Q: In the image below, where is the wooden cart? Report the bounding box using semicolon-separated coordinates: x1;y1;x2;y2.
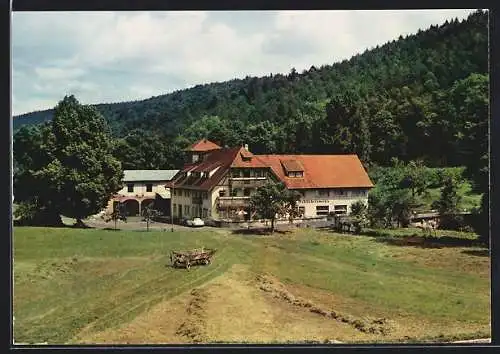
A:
170;248;216;269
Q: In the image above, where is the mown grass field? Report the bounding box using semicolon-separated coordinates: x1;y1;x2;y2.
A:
13;226;490;344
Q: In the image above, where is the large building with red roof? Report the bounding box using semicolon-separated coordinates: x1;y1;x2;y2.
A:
166;139;374;221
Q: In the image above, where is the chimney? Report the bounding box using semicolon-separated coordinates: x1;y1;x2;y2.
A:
244;144;249;151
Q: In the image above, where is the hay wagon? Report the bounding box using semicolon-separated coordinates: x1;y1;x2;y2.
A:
170;248;216;270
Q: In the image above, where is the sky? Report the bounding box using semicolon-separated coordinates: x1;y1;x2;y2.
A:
12;9;477;116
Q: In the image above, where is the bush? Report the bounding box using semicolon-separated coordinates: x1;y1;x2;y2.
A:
437;167;465;186
439;214;465;231
426;168;443;188
14;201;63;226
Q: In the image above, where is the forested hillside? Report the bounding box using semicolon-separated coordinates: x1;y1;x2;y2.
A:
13;10;488;172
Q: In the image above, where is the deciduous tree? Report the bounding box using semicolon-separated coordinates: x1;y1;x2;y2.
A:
13;95;124;226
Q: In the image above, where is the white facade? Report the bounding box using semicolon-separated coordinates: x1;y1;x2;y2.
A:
295;188;370;218
107;181;172;214
173;184;370;221
117;181;171;199
171;188;211;219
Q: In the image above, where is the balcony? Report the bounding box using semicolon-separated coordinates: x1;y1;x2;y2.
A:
230;178;268;188
192;196;203;204
230;176;267;181
217;196;251;209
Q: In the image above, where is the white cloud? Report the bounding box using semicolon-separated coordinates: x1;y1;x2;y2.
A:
34;67;86;81
12;9;477;116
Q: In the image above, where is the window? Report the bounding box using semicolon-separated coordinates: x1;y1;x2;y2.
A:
243;169;250;178
173;189;177;196
219;189;226;197
334;205;348;215
203;192;208;200
316;205;329;216
244;180;250;184
244;188;252;196
337;190;346;196
127;183;134;193
288;171;304;178
231;188;240;197
203;208;208;218
185;205;190;215
146;184;153;192
186;190;191;197
299;206;305;216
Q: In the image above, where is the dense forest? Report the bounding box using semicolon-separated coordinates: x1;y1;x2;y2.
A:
14;10;488;175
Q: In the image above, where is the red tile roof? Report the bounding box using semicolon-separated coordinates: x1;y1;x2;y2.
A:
257;154;374;189
231;147;269;168
167;147;373;192
185;139;222;152
166;147;241;191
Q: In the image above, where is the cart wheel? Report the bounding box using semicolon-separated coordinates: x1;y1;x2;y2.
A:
204;259;210;265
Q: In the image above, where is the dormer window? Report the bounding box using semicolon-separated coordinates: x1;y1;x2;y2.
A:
281;159;304;178
240;148;253;162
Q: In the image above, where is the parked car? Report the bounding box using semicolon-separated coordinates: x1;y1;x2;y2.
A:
186;217;205;227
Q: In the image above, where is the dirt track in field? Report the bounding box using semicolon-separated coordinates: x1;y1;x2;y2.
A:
74;264;372;344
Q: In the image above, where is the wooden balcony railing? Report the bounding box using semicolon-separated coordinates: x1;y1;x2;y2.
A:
217;196;251;208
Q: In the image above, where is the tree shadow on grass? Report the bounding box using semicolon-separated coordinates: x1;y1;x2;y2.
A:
371;234;485;249
231;227;293;236
461;249;490;257
317;226;487;249
13;219;99;230
70;222;94;229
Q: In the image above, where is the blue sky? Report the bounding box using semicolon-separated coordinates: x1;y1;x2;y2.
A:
12;9;477;116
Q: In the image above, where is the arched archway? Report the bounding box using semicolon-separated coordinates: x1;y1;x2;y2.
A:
123;199;140;216
140;199;155;215
141;199;155;214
